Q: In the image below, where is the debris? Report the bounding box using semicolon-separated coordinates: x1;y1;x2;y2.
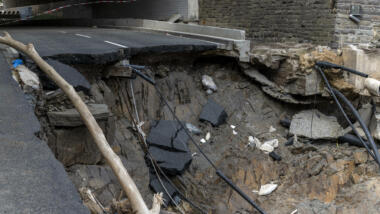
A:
149;173;178;207
230;125;236;129
364;78;380;96
258;183;278;196
253;137;262;148
47;104;110;127
290;110;344;140
264;139;279;148
285;136;294;146
199;99;228;126
192;152;198;157
259;143;274;154
200;138;206;144
13;64;40;92
290;209;298;214
185;123;202;135
232;130;238;135
147;120;190;152
269;126;276;133
148;146;192;175
280;118;291;128
205;132;211;141
12;59;23;68
201;75;217;92
269;151;282;161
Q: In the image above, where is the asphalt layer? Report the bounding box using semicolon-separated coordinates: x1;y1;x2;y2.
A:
1;27;217;64
0;55;89;213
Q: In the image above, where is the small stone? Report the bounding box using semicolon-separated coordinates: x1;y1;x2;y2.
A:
353;151;368;164
258;183;278;196
205;132;211;141
350;173;361;184
232;130;238;135
202;75;217;92
230;125;236;129
185;123;202;135
269;126;276;133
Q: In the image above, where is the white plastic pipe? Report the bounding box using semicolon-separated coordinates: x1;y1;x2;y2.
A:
364;78;380;96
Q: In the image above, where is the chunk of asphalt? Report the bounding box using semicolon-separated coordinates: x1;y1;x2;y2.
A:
285;136;294;146
269;151;282;161
280;118;291;128
147;120;190;152
149;172;178;207
44;59;91;93
199;99;228;126
148;146;192;175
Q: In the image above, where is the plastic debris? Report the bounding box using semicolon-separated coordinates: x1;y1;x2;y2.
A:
12;59;23;68
259;143;274;154
202;75;217;92
186;123;202;135
264;139;279;148
258;183;278;196
200;138;206;144
205;132;211;141
253;137;262;148
269;126;276;133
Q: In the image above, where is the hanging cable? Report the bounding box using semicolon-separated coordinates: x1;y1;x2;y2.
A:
129;67;266;214
315;65;380;166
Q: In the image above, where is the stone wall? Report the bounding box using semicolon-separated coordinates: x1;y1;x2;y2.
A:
199;0;336;45
335;0;380;46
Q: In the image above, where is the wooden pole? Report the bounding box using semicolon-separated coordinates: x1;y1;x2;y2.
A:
0;32;161;214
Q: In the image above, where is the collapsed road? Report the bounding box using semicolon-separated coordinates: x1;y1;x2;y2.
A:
0;26;217;214
2;25;380;214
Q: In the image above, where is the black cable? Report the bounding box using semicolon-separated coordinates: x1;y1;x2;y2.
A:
315;61;369;78
315;66;380;166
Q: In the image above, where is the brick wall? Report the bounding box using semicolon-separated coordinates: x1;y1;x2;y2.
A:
335;0;380;46
199;0;337;45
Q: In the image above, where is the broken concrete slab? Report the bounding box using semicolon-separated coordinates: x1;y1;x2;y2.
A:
149;173;179;207
47;104;110;127
199;99;228;126
290;110;344;140
45;58;91;92
148;146;192;175
147;120;190;152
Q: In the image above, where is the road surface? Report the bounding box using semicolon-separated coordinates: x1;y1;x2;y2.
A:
0;26;217;213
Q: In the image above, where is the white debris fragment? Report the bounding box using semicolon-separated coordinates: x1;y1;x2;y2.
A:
202;75;218;92
192;152;198;157
259;143;274;154
13;65;40;92
205;132;211;141
264;139;279;148
269;126;276;133
290;209;298;214
230;125;236;129
232;130;238;135
200;138;206;144
253;137;262;148
186;123;202;135
258;183;278;196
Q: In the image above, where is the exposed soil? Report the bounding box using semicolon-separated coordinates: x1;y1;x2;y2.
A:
25;52;380;214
